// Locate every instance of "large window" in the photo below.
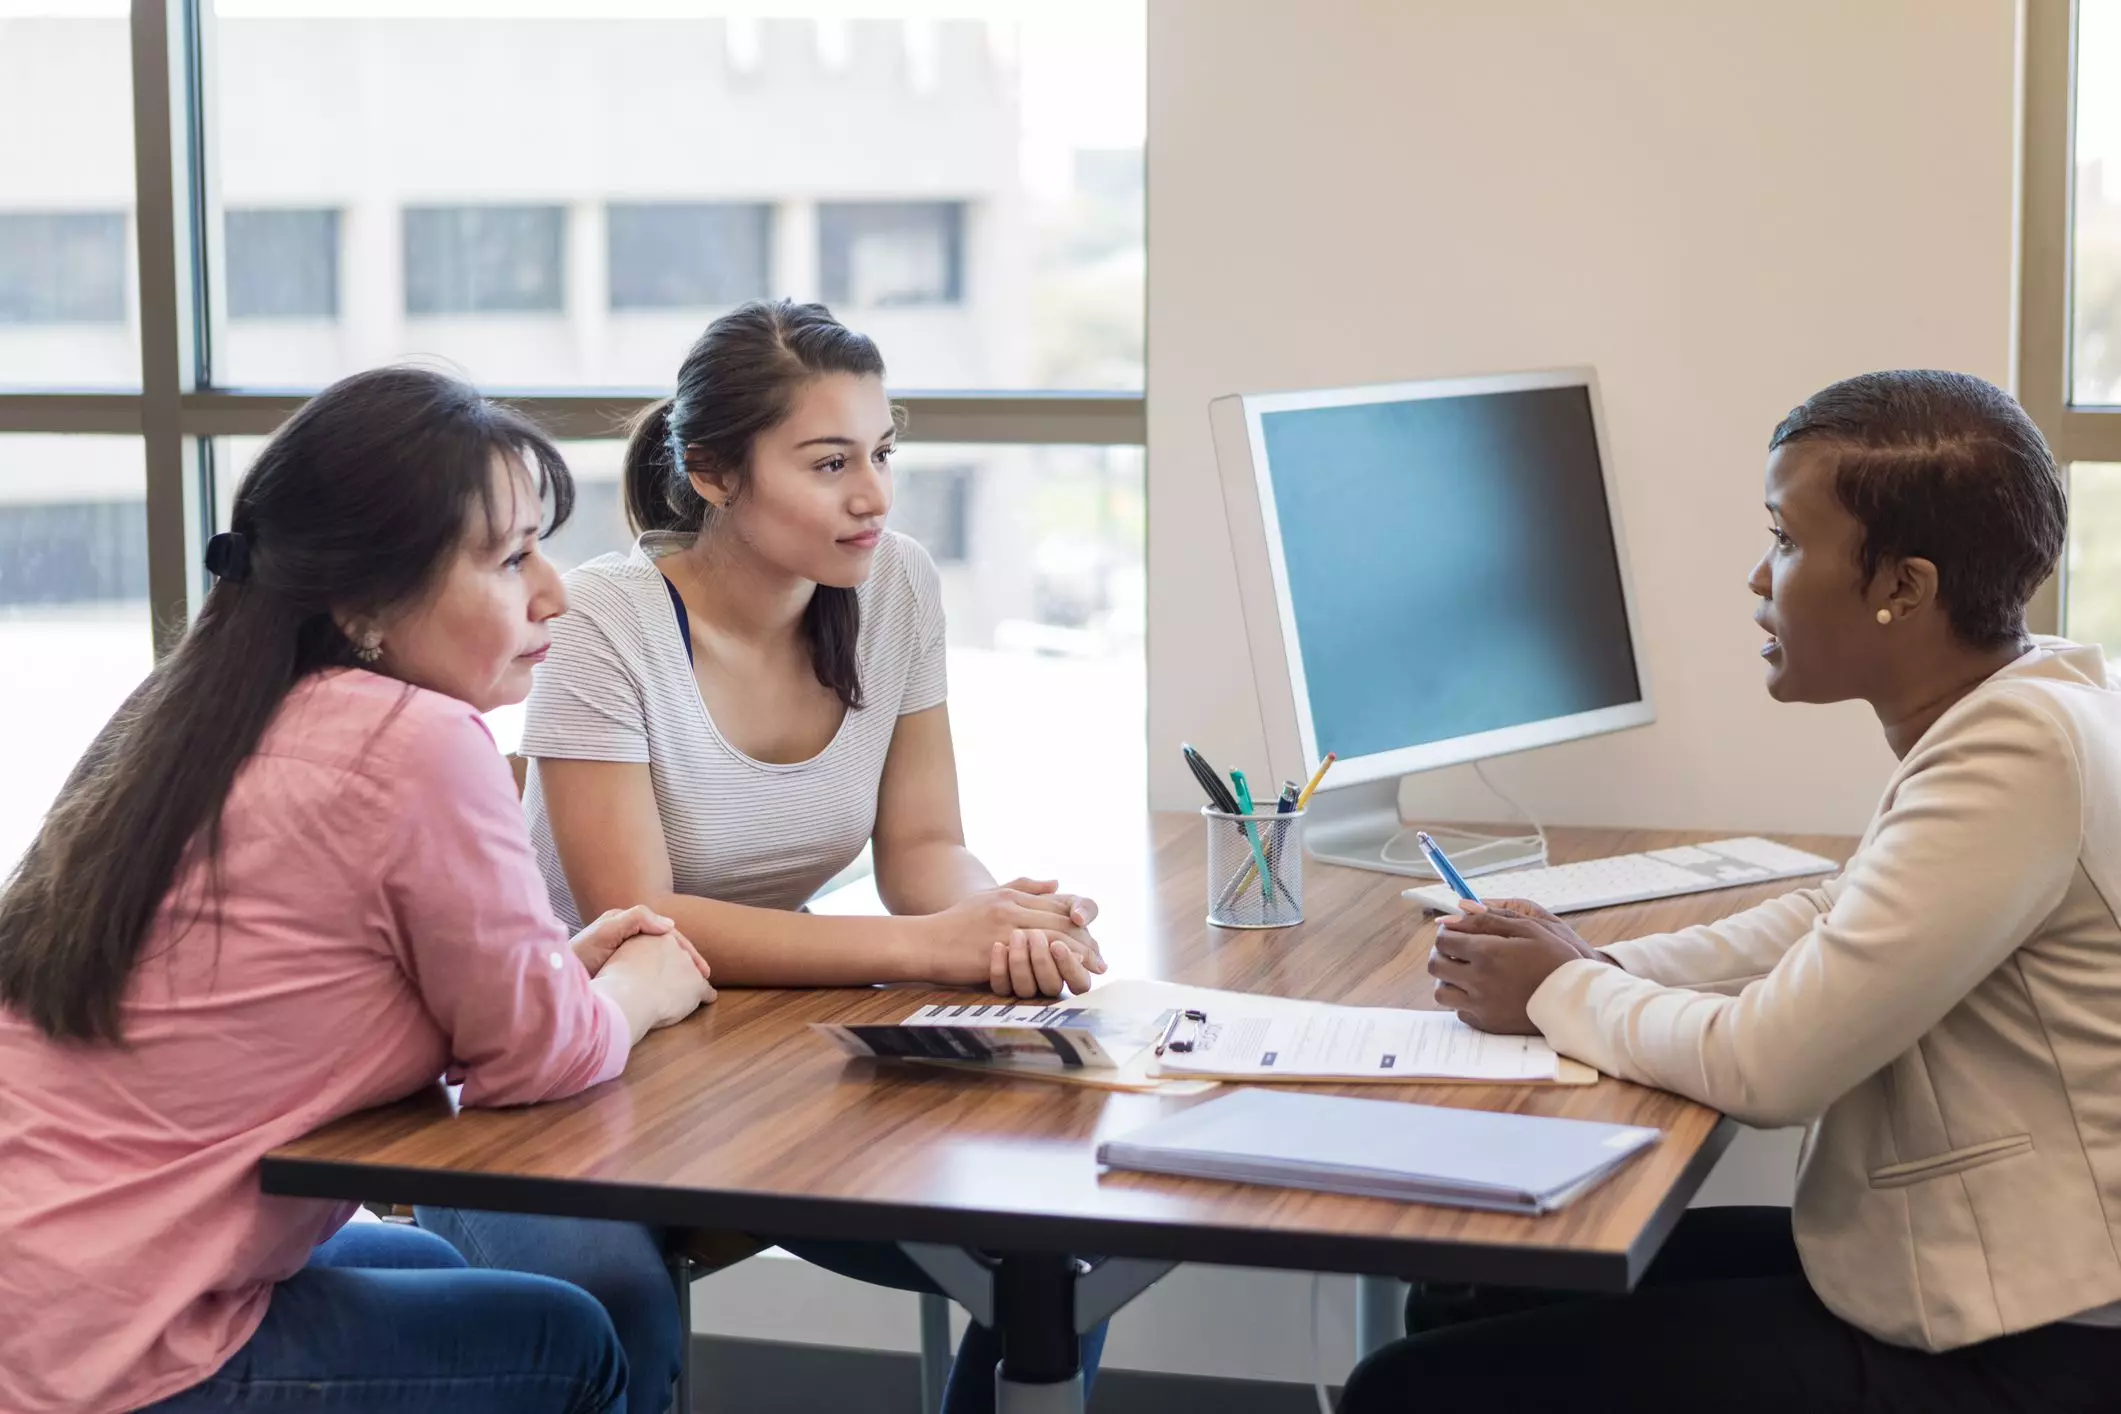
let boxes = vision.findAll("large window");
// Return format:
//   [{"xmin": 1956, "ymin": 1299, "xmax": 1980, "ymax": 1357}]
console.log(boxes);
[
  {"xmin": 2075, "ymin": 1, "xmax": 2121, "ymax": 408},
  {"xmin": 0, "ymin": 2, "xmax": 1146, "ymax": 874},
  {"xmin": 2026, "ymin": 0, "xmax": 2121, "ymax": 647}
]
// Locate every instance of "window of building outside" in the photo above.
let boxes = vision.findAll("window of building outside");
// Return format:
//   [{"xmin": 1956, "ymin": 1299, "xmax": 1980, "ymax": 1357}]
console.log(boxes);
[
  {"xmin": 403, "ymin": 206, "xmax": 568, "ymax": 317},
  {"xmin": 608, "ymin": 203, "xmax": 774, "ymax": 310},
  {"xmin": 819, "ymin": 201, "xmax": 964, "ymax": 308},
  {"xmin": 2066, "ymin": 0, "xmax": 2121, "ymax": 649},
  {"xmin": 225, "ymin": 209, "xmax": 341, "ymax": 320},
  {"xmin": 0, "ymin": 214, "xmax": 128, "ymax": 324}
]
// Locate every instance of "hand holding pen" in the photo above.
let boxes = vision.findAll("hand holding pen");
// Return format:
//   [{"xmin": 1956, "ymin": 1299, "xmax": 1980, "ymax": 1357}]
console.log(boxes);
[{"xmin": 1414, "ymin": 831, "xmax": 1483, "ymax": 905}]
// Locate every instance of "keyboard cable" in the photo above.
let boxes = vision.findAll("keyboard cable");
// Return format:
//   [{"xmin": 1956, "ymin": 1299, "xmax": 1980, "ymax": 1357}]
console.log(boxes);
[{"xmin": 1473, "ymin": 758, "xmax": 1549, "ymax": 863}]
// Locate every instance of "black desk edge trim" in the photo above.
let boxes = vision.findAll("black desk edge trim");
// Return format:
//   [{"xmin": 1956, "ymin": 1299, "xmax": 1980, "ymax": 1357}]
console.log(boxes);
[
  {"xmin": 1622, "ymin": 1114, "xmax": 1740, "ymax": 1286},
  {"xmin": 262, "ymin": 1123, "xmax": 1735, "ymax": 1295}
]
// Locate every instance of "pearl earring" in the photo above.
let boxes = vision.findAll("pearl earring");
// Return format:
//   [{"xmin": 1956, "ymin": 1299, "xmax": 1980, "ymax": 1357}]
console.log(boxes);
[
  {"xmin": 353, "ymin": 630, "xmax": 384, "ymax": 664},
  {"xmin": 1876, "ymin": 609, "xmax": 1892, "ymax": 625}
]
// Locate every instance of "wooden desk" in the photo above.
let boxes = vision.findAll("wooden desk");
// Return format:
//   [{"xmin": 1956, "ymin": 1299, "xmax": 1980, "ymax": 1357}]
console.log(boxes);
[{"xmin": 263, "ymin": 820, "xmax": 1848, "ymax": 1384}]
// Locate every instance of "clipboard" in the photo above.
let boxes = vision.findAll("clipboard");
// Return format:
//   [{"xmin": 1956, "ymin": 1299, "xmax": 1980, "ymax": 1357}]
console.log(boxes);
[{"xmin": 1079, "ymin": 980, "xmax": 1599, "ymax": 1087}]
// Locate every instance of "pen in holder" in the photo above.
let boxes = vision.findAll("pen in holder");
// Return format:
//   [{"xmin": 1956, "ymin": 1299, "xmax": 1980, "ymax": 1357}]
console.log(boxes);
[{"xmin": 1203, "ymin": 805, "xmax": 1304, "ymax": 929}]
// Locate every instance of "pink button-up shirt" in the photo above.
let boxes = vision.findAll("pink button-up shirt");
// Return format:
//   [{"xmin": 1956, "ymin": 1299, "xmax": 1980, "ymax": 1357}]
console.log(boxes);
[{"xmin": 0, "ymin": 669, "xmax": 630, "ymax": 1414}]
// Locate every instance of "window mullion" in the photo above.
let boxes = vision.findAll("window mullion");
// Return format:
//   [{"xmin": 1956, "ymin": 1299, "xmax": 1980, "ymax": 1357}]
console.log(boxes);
[
  {"xmin": 2019, "ymin": 0, "xmax": 2074, "ymax": 636},
  {"xmin": 131, "ymin": 0, "xmax": 210, "ymax": 656}
]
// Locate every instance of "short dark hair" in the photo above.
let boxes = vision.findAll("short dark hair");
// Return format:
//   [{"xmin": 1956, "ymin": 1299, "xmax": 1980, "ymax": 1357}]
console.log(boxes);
[{"xmin": 1769, "ymin": 370, "xmax": 2065, "ymax": 648}]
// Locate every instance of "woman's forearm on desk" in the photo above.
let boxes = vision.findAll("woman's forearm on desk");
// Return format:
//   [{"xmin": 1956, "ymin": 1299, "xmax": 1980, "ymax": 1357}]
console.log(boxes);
[
  {"xmin": 1601, "ymin": 886, "xmax": 1833, "ymax": 991},
  {"xmin": 651, "ymin": 892, "xmax": 931, "ymax": 987},
  {"xmin": 873, "ymin": 838, "xmax": 994, "ymax": 917}
]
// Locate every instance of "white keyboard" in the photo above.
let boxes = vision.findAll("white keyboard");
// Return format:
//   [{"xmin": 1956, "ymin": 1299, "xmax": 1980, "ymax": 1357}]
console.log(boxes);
[{"xmin": 1401, "ymin": 836, "xmax": 1839, "ymax": 915}]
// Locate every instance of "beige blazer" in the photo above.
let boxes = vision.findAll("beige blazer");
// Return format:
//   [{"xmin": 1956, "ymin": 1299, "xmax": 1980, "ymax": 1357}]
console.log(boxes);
[{"xmin": 1530, "ymin": 640, "xmax": 2121, "ymax": 1351}]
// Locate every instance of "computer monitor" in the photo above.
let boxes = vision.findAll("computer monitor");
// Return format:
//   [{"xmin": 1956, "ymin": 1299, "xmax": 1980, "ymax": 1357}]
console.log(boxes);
[{"xmin": 1208, "ymin": 368, "xmax": 1652, "ymax": 879}]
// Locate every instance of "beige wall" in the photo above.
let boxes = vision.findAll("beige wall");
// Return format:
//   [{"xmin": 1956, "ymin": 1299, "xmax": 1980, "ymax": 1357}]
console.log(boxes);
[{"xmin": 1147, "ymin": 0, "xmax": 2021, "ymax": 834}]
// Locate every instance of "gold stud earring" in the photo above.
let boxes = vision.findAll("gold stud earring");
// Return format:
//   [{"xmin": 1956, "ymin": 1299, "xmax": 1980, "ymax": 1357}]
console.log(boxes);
[{"xmin": 1876, "ymin": 608, "xmax": 1893, "ymax": 625}]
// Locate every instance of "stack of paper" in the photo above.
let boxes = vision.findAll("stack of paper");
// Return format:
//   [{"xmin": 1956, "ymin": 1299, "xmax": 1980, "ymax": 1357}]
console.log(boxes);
[{"xmin": 1097, "ymin": 1088, "xmax": 1661, "ymax": 1214}]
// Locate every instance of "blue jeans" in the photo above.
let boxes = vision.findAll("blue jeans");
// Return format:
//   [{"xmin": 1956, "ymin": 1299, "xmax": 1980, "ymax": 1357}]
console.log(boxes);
[
  {"xmin": 415, "ymin": 1209, "xmax": 1107, "ymax": 1414},
  {"xmin": 143, "ymin": 1220, "xmax": 625, "ymax": 1413},
  {"xmin": 416, "ymin": 1209, "xmax": 683, "ymax": 1414}
]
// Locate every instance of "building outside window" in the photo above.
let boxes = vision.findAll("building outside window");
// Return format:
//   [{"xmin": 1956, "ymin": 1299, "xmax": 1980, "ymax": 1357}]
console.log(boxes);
[
  {"xmin": 607, "ymin": 202, "xmax": 773, "ymax": 310},
  {"xmin": 403, "ymin": 205, "xmax": 567, "ymax": 316},
  {"xmin": 224, "ymin": 209, "xmax": 340, "ymax": 320},
  {"xmin": 819, "ymin": 201, "xmax": 965, "ymax": 307}
]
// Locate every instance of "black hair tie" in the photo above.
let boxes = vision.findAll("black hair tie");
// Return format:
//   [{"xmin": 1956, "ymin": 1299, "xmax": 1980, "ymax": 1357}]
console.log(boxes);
[{"xmin": 204, "ymin": 530, "xmax": 252, "ymax": 584}]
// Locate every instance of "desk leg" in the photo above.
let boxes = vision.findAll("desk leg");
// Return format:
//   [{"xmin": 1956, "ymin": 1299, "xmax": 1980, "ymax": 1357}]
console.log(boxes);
[
  {"xmin": 901, "ymin": 1246, "xmax": 1173, "ymax": 1414},
  {"xmin": 1355, "ymin": 1275, "xmax": 1407, "ymax": 1360},
  {"xmin": 666, "ymin": 1251, "xmax": 697, "ymax": 1414},
  {"xmin": 993, "ymin": 1252, "xmax": 1083, "ymax": 1414},
  {"xmin": 919, "ymin": 1292, "xmax": 952, "ymax": 1414}
]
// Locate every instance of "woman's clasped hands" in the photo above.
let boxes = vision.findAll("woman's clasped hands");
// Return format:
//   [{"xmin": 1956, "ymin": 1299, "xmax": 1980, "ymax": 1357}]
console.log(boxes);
[
  {"xmin": 922, "ymin": 877, "xmax": 1107, "ymax": 998},
  {"xmin": 1427, "ymin": 897, "xmax": 1617, "ymax": 1033},
  {"xmin": 570, "ymin": 904, "xmax": 717, "ymax": 1035}
]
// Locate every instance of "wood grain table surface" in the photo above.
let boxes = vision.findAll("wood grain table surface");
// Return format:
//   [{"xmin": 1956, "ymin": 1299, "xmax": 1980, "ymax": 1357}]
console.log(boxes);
[{"xmin": 263, "ymin": 816, "xmax": 1851, "ymax": 1291}]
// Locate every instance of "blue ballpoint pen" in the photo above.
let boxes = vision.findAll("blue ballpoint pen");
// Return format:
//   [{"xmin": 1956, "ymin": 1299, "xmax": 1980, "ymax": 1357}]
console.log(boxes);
[
  {"xmin": 1230, "ymin": 770, "xmax": 1275, "ymax": 903},
  {"xmin": 1414, "ymin": 830, "xmax": 1483, "ymax": 905}
]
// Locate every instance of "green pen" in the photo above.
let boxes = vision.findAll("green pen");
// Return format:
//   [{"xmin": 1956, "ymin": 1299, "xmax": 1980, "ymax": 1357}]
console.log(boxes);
[{"xmin": 1230, "ymin": 769, "xmax": 1275, "ymax": 903}]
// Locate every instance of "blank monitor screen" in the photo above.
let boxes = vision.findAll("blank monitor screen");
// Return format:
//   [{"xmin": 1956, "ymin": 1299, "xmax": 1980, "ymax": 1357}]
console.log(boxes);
[{"xmin": 1256, "ymin": 384, "xmax": 1641, "ymax": 763}]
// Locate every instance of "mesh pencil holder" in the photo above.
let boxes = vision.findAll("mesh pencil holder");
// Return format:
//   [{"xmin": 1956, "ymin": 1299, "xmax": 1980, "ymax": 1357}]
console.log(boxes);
[{"xmin": 1203, "ymin": 806, "xmax": 1305, "ymax": 929}]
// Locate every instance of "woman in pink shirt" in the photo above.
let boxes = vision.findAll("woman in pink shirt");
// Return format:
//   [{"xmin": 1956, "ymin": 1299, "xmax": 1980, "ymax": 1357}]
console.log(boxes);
[{"xmin": 0, "ymin": 367, "xmax": 714, "ymax": 1414}]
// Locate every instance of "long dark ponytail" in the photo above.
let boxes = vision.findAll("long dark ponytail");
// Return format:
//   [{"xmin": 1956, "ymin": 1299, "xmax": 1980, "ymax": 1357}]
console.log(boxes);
[
  {"xmin": 0, "ymin": 367, "xmax": 572, "ymax": 1044},
  {"xmin": 623, "ymin": 298, "xmax": 888, "ymax": 710}
]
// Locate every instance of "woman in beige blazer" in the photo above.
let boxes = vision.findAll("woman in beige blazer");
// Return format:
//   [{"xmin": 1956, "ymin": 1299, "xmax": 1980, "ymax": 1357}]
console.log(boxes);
[{"xmin": 1342, "ymin": 369, "xmax": 2121, "ymax": 1413}]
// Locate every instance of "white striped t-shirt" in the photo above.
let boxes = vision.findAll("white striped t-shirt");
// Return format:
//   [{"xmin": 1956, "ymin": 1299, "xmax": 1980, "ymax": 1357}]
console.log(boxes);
[{"xmin": 520, "ymin": 528, "xmax": 948, "ymax": 928}]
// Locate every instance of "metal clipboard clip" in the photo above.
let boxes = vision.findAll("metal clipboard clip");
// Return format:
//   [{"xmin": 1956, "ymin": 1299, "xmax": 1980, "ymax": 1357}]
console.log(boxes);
[{"xmin": 1154, "ymin": 1008, "xmax": 1208, "ymax": 1057}]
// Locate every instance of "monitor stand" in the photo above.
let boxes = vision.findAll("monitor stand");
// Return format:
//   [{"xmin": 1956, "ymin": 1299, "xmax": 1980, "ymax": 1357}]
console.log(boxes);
[{"xmin": 1303, "ymin": 776, "xmax": 1547, "ymax": 881}]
